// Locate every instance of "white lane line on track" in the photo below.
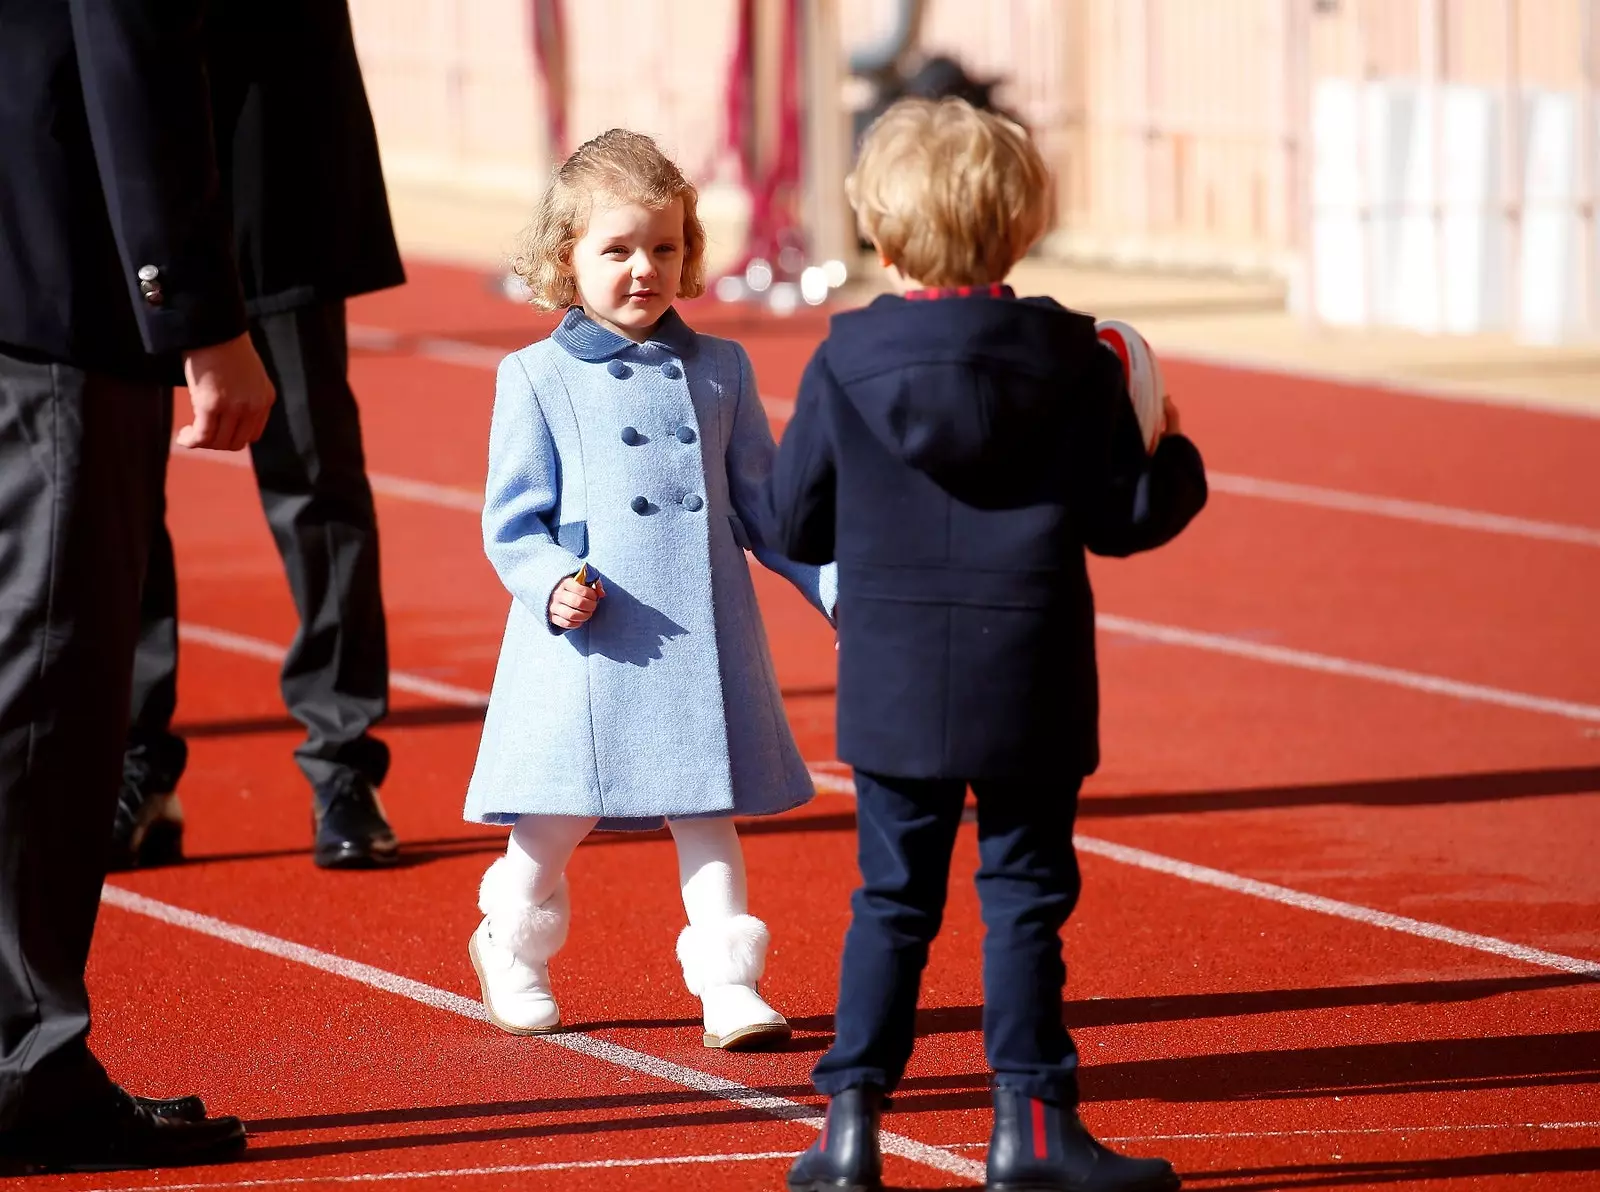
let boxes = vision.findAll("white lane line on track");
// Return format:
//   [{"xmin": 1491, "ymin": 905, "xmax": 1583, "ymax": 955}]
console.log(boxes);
[
  {"xmin": 79, "ymin": 1150, "xmax": 803, "ymax": 1192},
  {"xmin": 1096, "ymin": 614, "xmax": 1600, "ymax": 725},
  {"xmin": 338, "ymin": 324, "xmax": 1600, "ymax": 548},
  {"xmin": 1206, "ymin": 472, "xmax": 1600, "ymax": 549},
  {"xmin": 1071, "ymin": 836, "xmax": 1600, "ymax": 979},
  {"xmin": 176, "ymin": 622, "xmax": 1600, "ymax": 982},
  {"xmin": 97, "ymin": 886, "xmax": 984, "ymax": 1184},
  {"xmin": 177, "ymin": 624, "xmax": 490, "ymax": 708}
]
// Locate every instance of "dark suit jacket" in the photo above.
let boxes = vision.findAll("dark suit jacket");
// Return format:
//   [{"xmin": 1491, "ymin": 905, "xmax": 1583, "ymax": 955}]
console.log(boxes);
[
  {"xmin": 765, "ymin": 292, "xmax": 1209, "ymax": 780},
  {"xmin": 205, "ymin": 1, "xmax": 404, "ymax": 317},
  {"xmin": 0, "ymin": 1, "xmax": 404, "ymax": 381},
  {"xmin": 0, "ymin": 0, "xmax": 248, "ymax": 378}
]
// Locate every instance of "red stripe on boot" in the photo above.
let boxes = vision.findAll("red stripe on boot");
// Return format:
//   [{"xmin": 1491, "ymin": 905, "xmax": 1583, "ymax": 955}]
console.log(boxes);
[
  {"xmin": 820, "ymin": 1102, "xmax": 830, "ymax": 1151},
  {"xmin": 1031, "ymin": 1098, "xmax": 1049, "ymax": 1160}
]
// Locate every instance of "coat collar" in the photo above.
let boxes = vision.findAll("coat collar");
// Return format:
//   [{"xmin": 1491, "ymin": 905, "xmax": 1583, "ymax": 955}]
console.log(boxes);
[{"xmin": 550, "ymin": 305, "xmax": 700, "ymax": 362}]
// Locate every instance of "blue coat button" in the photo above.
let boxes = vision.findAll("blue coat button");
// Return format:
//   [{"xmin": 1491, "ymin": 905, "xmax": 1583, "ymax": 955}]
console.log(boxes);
[
  {"xmin": 682, "ymin": 494, "xmax": 704, "ymax": 512},
  {"xmin": 630, "ymin": 495, "xmax": 650, "ymax": 514},
  {"xmin": 621, "ymin": 426, "xmax": 642, "ymax": 445},
  {"xmin": 661, "ymin": 362, "xmax": 682, "ymax": 380},
  {"xmin": 607, "ymin": 360, "xmax": 630, "ymax": 379},
  {"xmin": 676, "ymin": 426, "xmax": 696, "ymax": 444}
]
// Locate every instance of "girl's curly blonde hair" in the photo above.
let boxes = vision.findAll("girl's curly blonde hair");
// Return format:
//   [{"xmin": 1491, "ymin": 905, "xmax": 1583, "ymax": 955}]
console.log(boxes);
[{"xmin": 513, "ymin": 129, "xmax": 708, "ymax": 311}]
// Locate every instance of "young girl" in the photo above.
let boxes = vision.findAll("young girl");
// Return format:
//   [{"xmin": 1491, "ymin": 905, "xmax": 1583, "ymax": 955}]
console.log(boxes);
[{"xmin": 464, "ymin": 129, "xmax": 835, "ymax": 1050}]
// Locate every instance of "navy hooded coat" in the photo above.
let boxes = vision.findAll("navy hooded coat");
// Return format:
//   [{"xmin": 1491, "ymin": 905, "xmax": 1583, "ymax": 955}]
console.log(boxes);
[{"xmin": 763, "ymin": 291, "xmax": 1208, "ymax": 780}]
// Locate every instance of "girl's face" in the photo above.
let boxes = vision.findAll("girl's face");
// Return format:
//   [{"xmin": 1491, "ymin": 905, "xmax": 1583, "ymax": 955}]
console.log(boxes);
[{"xmin": 568, "ymin": 197, "xmax": 685, "ymax": 341}]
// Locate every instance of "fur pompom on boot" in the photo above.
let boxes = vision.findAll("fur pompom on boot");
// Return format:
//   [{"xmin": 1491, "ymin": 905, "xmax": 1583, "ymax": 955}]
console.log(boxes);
[
  {"xmin": 469, "ymin": 857, "xmax": 570, "ymax": 1034},
  {"xmin": 676, "ymin": 914, "xmax": 791, "ymax": 1050}
]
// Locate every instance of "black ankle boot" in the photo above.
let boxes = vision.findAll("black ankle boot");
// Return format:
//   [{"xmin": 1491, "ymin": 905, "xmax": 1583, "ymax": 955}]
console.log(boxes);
[
  {"xmin": 312, "ymin": 773, "xmax": 398, "ymax": 869},
  {"xmin": 786, "ymin": 1086, "xmax": 885, "ymax": 1192},
  {"xmin": 986, "ymin": 1088, "xmax": 1179, "ymax": 1192}
]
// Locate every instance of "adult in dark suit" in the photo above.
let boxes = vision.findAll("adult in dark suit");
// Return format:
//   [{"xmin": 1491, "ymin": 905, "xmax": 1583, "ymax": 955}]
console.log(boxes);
[
  {"xmin": 114, "ymin": 0, "xmax": 408, "ymax": 871},
  {"xmin": 0, "ymin": 0, "xmax": 272, "ymax": 1169}
]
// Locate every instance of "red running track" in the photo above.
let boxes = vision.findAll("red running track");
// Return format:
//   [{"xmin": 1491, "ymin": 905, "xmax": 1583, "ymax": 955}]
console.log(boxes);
[{"xmin": 39, "ymin": 261, "xmax": 1600, "ymax": 1191}]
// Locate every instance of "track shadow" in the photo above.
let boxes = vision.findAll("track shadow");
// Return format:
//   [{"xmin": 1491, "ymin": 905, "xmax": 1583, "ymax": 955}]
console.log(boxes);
[
  {"xmin": 239, "ymin": 1103, "xmax": 802, "ymax": 1161},
  {"xmin": 1078, "ymin": 765, "xmax": 1600, "ymax": 819},
  {"xmin": 771, "ymin": 972, "xmax": 1588, "ymax": 1047},
  {"xmin": 1185, "ymin": 1145, "xmax": 1600, "ymax": 1190},
  {"xmin": 886, "ymin": 1031, "xmax": 1600, "ymax": 1112},
  {"xmin": 175, "ymin": 809, "xmax": 858, "ymax": 869},
  {"xmin": 178, "ymin": 833, "xmax": 505, "ymax": 868},
  {"xmin": 246, "ymin": 1086, "xmax": 805, "ymax": 1133}
]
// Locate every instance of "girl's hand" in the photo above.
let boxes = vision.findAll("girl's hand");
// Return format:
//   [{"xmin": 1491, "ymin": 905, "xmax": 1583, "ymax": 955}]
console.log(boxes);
[
  {"xmin": 549, "ymin": 573, "xmax": 604, "ymax": 630},
  {"xmin": 1160, "ymin": 394, "xmax": 1182, "ymax": 439}
]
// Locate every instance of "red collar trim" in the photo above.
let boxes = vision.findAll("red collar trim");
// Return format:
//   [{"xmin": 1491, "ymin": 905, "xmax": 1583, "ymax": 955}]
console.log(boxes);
[{"xmin": 901, "ymin": 283, "xmax": 1014, "ymax": 301}]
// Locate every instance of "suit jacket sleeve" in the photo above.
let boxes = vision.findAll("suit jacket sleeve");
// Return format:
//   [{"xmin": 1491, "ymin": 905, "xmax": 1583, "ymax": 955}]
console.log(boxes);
[
  {"xmin": 483, "ymin": 354, "xmax": 584, "ymax": 632},
  {"xmin": 1079, "ymin": 344, "xmax": 1209, "ymax": 558},
  {"xmin": 763, "ymin": 349, "xmax": 839, "ymax": 568},
  {"xmin": 70, "ymin": 0, "xmax": 247, "ymax": 354},
  {"xmin": 724, "ymin": 345, "xmax": 837, "ymax": 619}
]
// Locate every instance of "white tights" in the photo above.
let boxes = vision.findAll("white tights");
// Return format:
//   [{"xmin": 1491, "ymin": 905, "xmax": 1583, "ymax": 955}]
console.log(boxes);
[{"xmin": 504, "ymin": 814, "xmax": 748, "ymax": 926}]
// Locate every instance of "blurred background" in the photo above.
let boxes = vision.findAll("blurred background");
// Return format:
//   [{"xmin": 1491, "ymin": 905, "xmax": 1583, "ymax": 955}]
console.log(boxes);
[{"xmin": 344, "ymin": 0, "xmax": 1600, "ymax": 376}]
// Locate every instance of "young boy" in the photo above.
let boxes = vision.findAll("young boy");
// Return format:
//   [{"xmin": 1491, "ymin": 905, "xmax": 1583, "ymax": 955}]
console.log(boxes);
[{"xmin": 767, "ymin": 98, "xmax": 1206, "ymax": 1192}]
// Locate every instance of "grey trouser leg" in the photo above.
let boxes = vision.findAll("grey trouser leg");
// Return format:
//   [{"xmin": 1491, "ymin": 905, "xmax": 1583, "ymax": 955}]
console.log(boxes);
[
  {"xmin": 249, "ymin": 300, "xmax": 390, "ymax": 792},
  {"xmin": 0, "ymin": 352, "xmax": 165, "ymax": 1129},
  {"xmin": 125, "ymin": 298, "xmax": 390, "ymax": 798}
]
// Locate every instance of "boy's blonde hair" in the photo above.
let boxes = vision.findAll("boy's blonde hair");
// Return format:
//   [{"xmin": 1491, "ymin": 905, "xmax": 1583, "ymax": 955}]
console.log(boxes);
[
  {"xmin": 514, "ymin": 129, "xmax": 707, "ymax": 311},
  {"xmin": 847, "ymin": 98, "xmax": 1051, "ymax": 287}
]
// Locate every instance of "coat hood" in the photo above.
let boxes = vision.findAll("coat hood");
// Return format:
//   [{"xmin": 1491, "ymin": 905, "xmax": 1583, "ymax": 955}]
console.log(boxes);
[{"xmin": 819, "ymin": 294, "xmax": 1106, "ymax": 493}]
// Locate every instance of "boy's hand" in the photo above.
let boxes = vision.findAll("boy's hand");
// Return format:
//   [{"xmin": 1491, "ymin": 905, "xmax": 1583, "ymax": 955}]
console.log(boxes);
[
  {"xmin": 1160, "ymin": 394, "xmax": 1182, "ymax": 439},
  {"xmin": 549, "ymin": 572, "xmax": 604, "ymax": 630}
]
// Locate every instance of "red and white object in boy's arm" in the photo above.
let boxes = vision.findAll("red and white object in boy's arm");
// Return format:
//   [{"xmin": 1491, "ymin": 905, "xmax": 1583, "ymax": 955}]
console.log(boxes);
[{"xmin": 1095, "ymin": 319, "xmax": 1166, "ymax": 453}]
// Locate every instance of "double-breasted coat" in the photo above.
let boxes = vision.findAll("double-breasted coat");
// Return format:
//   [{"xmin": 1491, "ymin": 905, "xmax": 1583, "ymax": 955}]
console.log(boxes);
[{"xmin": 464, "ymin": 308, "xmax": 836, "ymax": 829}]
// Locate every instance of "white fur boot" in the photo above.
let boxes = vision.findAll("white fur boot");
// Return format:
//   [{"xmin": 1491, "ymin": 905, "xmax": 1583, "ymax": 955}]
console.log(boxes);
[
  {"xmin": 469, "ymin": 856, "xmax": 569, "ymax": 1034},
  {"xmin": 676, "ymin": 915, "xmax": 790, "ymax": 1050}
]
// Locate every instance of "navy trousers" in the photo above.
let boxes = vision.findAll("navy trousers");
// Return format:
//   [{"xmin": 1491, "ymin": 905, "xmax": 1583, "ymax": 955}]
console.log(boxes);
[{"xmin": 813, "ymin": 770, "xmax": 1083, "ymax": 1104}]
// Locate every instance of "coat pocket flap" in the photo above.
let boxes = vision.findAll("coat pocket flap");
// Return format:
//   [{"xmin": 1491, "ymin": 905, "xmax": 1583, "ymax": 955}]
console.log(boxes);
[{"xmin": 555, "ymin": 519, "xmax": 588, "ymax": 557}]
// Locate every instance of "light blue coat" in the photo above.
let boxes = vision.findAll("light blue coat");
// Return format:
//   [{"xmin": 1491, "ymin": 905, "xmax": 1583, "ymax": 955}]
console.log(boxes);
[{"xmin": 464, "ymin": 307, "xmax": 836, "ymax": 829}]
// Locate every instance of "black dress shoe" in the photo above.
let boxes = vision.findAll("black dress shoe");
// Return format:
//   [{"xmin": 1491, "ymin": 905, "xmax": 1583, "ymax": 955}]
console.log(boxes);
[
  {"xmin": 108, "ymin": 780, "xmax": 184, "ymax": 871},
  {"xmin": 987, "ymin": 1089, "xmax": 1179, "ymax": 1192},
  {"xmin": 312, "ymin": 773, "xmax": 399, "ymax": 869},
  {"xmin": 787, "ymin": 1086, "xmax": 884, "ymax": 1192},
  {"xmin": 0, "ymin": 1086, "xmax": 245, "ymax": 1173},
  {"xmin": 133, "ymin": 1092, "xmax": 207, "ymax": 1122}
]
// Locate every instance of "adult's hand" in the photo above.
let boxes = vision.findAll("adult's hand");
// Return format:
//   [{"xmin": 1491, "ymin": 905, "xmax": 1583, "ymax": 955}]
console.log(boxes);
[{"xmin": 177, "ymin": 332, "xmax": 275, "ymax": 451}]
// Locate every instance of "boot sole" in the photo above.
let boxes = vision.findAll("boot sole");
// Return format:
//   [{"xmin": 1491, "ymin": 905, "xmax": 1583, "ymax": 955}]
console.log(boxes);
[
  {"xmin": 468, "ymin": 934, "xmax": 562, "ymax": 1036},
  {"xmin": 704, "ymin": 1020, "xmax": 792, "ymax": 1050},
  {"xmin": 785, "ymin": 1178, "xmax": 880, "ymax": 1192}
]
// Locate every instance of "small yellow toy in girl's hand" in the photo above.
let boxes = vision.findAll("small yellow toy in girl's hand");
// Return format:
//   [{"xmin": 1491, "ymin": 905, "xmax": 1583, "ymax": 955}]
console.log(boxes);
[{"xmin": 548, "ymin": 563, "xmax": 604, "ymax": 631}]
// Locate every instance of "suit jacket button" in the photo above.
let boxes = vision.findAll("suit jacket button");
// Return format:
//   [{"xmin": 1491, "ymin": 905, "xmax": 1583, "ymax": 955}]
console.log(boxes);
[
  {"xmin": 682, "ymin": 494, "xmax": 704, "ymax": 512},
  {"xmin": 621, "ymin": 426, "xmax": 643, "ymax": 445},
  {"xmin": 630, "ymin": 495, "xmax": 650, "ymax": 514},
  {"xmin": 607, "ymin": 360, "xmax": 630, "ymax": 379},
  {"xmin": 661, "ymin": 362, "xmax": 682, "ymax": 380},
  {"xmin": 675, "ymin": 425, "xmax": 696, "ymax": 444}
]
